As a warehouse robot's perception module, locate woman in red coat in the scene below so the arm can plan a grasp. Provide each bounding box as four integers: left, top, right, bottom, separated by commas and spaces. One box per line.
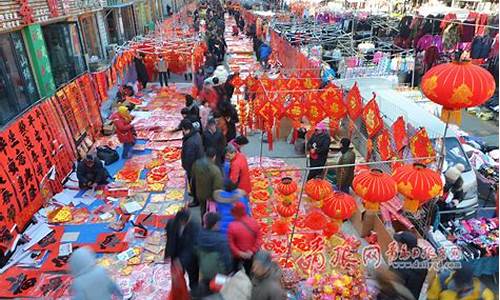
225, 144, 252, 195
113, 106, 136, 159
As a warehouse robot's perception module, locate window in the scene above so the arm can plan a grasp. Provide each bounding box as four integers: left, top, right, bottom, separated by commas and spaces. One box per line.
42, 22, 86, 88
0, 31, 39, 126
80, 15, 103, 61
444, 137, 472, 172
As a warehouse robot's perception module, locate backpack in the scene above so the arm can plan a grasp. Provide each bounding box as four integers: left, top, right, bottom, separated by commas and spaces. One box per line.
96, 146, 119, 165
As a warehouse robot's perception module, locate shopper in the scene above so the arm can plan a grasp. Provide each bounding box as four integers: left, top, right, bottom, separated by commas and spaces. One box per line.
258, 43, 272, 68
439, 163, 465, 223
427, 263, 494, 300
69, 247, 123, 300
180, 119, 205, 207
226, 143, 252, 195
217, 100, 239, 142
336, 137, 356, 193
227, 201, 261, 275
197, 212, 233, 296
199, 101, 211, 129
213, 179, 251, 234
229, 135, 249, 153
250, 250, 285, 300
76, 155, 109, 189
306, 122, 331, 180
389, 231, 428, 299
165, 209, 200, 291
155, 55, 169, 87
113, 106, 136, 159
368, 268, 415, 300
134, 53, 149, 89
185, 95, 201, 123
194, 69, 206, 93
192, 148, 224, 218
203, 118, 227, 166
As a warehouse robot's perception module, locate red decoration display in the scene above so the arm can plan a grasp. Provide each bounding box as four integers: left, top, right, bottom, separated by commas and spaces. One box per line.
346, 82, 363, 120
352, 169, 397, 211
320, 84, 346, 120
276, 177, 298, 196
391, 116, 408, 154
321, 192, 357, 221
392, 163, 443, 212
361, 95, 383, 138
409, 128, 436, 164
376, 129, 395, 161
303, 92, 326, 127
276, 198, 298, 218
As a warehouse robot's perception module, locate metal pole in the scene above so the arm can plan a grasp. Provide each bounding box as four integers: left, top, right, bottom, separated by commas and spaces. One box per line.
437, 113, 450, 171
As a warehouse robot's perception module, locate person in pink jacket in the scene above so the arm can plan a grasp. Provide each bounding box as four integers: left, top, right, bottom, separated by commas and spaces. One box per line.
112, 106, 136, 159
225, 144, 252, 195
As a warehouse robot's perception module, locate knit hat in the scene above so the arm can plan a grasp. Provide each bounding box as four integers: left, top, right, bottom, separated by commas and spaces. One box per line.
230, 201, 247, 218
445, 163, 465, 182
315, 121, 327, 131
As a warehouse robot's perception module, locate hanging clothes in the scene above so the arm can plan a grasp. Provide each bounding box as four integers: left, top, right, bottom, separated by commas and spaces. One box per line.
424, 46, 439, 71
475, 13, 489, 36
461, 20, 476, 42
442, 23, 461, 50
440, 13, 457, 30
471, 36, 494, 59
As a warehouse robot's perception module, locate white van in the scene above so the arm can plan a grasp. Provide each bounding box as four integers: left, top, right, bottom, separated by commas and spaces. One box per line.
335, 77, 478, 214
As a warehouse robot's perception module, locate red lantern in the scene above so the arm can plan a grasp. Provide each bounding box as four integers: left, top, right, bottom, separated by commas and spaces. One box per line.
276, 198, 298, 218
421, 61, 496, 124
352, 169, 397, 211
276, 177, 298, 196
321, 192, 357, 221
305, 178, 333, 202
392, 163, 443, 212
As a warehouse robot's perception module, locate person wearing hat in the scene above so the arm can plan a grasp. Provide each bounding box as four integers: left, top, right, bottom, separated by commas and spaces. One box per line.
225, 143, 252, 194
390, 231, 428, 299
69, 247, 123, 300
229, 135, 249, 153
113, 106, 136, 159
203, 118, 226, 166
250, 250, 285, 300
213, 179, 251, 234
307, 122, 331, 180
336, 137, 356, 193
181, 119, 205, 207
197, 212, 233, 296
427, 263, 494, 300
227, 200, 261, 275
76, 155, 109, 189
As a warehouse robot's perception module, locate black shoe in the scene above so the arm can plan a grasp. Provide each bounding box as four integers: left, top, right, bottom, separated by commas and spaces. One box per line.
188, 201, 200, 207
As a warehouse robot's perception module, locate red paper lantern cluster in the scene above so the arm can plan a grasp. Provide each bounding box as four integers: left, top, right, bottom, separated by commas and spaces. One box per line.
352, 168, 397, 211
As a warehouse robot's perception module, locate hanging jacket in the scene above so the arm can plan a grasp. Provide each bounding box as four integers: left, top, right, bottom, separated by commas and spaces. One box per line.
443, 23, 461, 50
471, 36, 494, 59
461, 20, 476, 43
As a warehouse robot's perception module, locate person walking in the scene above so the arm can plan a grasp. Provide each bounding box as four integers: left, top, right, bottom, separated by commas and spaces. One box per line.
69, 247, 123, 300
113, 106, 136, 159
192, 148, 224, 219
250, 251, 285, 300
336, 137, 356, 193
389, 231, 428, 299
156, 55, 169, 87
368, 268, 415, 300
165, 209, 201, 292
213, 179, 251, 234
197, 212, 233, 296
225, 144, 252, 195
134, 53, 149, 89
180, 119, 205, 207
306, 122, 331, 180
203, 118, 226, 166
227, 201, 261, 275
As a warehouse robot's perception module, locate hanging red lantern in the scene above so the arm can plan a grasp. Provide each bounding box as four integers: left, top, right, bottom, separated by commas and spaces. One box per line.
276, 177, 298, 196
321, 192, 357, 221
392, 163, 443, 212
352, 169, 397, 211
421, 61, 495, 125
305, 178, 333, 202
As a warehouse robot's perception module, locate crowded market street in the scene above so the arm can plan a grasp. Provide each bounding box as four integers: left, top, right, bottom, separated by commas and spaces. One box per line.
0, 0, 498, 299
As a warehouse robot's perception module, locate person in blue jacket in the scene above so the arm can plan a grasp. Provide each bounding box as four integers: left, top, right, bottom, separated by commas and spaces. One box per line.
213, 179, 251, 234
259, 43, 272, 68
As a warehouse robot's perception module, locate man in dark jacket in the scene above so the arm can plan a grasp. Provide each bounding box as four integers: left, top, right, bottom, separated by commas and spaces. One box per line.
250, 251, 285, 300
76, 155, 109, 189
192, 148, 224, 219
134, 53, 149, 89
181, 119, 205, 207
203, 118, 226, 166
165, 209, 200, 291
390, 231, 428, 299
197, 213, 233, 296
307, 122, 331, 180
336, 138, 356, 193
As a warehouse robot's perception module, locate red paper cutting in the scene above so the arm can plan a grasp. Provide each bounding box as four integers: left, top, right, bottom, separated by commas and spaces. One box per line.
376, 129, 395, 161
346, 82, 363, 120
362, 96, 383, 138
392, 116, 408, 154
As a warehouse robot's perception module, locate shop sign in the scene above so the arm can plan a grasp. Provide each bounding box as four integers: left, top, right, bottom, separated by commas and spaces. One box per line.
74, 0, 102, 11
